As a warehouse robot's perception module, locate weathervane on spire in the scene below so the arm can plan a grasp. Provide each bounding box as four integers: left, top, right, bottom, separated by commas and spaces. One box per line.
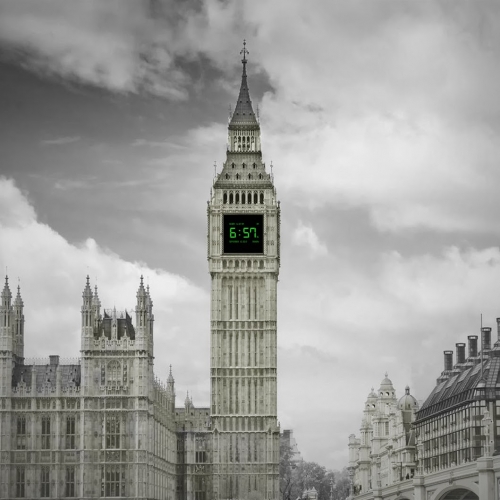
240, 39, 249, 67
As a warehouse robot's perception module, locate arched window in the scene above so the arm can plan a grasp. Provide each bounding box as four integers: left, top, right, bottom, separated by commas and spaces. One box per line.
107, 361, 121, 385
248, 174, 252, 180
229, 193, 233, 204
252, 163, 256, 169
235, 192, 239, 203
260, 193, 264, 204
225, 174, 230, 179
254, 193, 258, 204
258, 173, 262, 179
242, 193, 246, 204
242, 163, 246, 168
231, 163, 235, 169
236, 173, 240, 180
223, 193, 227, 204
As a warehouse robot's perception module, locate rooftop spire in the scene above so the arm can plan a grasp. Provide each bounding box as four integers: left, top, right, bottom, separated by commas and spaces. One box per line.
14, 283, 23, 308
241, 39, 249, 75
229, 40, 258, 128
82, 275, 92, 299
2, 275, 12, 301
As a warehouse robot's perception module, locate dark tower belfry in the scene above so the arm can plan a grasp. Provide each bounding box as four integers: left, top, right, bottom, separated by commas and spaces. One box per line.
208, 42, 280, 500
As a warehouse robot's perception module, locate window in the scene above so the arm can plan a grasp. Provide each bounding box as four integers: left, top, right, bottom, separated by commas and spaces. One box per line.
66, 416, 76, 449
41, 467, 50, 497
41, 416, 51, 449
195, 476, 206, 500
65, 466, 75, 497
102, 466, 125, 497
16, 467, 25, 498
16, 417, 26, 450
107, 361, 121, 386
196, 451, 207, 463
106, 416, 120, 449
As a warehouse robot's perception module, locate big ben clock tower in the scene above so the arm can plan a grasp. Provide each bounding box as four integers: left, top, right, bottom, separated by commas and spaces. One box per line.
207, 42, 280, 500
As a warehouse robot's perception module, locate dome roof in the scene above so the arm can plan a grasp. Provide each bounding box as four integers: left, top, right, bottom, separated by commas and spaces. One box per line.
377, 372, 396, 397
364, 387, 378, 410
397, 386, 419, 411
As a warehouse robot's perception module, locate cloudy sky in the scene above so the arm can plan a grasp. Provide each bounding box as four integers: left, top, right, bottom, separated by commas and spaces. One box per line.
1, 0, 500, 470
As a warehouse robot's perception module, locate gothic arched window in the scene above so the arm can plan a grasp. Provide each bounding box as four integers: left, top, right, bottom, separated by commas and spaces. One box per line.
107, 361, 121, 385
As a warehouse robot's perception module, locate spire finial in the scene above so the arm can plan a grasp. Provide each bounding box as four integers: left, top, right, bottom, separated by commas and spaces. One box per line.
385, 371, 388, 378
240, 40, 249, 78
240, 39, 249, 65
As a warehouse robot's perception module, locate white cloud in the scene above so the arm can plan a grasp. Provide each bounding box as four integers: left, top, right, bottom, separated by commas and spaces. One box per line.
278, 243, 500, 465
0, 0, 191, 99
292, 221, 328, 258
0, 177, 210, 400
40, 136, 81, 145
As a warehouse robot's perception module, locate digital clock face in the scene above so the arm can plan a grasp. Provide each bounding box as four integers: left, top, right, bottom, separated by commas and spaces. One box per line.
223, 214, 263, 254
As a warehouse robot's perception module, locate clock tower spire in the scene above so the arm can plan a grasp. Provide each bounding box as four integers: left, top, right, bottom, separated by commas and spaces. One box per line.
208, 42, 280, 500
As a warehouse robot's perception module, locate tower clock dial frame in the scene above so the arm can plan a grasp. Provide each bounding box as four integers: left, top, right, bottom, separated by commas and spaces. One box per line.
222, 213, 264, 254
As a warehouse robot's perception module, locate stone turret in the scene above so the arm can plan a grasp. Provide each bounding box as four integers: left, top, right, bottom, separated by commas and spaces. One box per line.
81, 276, 95, 351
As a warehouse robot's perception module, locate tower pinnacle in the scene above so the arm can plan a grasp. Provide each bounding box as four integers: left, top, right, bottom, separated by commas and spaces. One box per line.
240, 39, 249, 74
229, 40, 258, 128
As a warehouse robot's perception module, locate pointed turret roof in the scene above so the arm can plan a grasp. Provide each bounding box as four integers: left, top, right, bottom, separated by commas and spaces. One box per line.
229, 40, 259, 128
167, 365, 174, 384
14, 284, 23, 308
82, 275, 92, 298
93, 285, 100, 305
137, 275, 146, 296
1, 275, 11, 300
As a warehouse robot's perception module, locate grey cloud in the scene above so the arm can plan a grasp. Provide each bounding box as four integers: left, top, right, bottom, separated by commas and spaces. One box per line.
40, 135, 80, 145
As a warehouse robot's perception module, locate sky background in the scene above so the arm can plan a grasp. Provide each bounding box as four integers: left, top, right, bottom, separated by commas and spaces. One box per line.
1, 0, 500, 471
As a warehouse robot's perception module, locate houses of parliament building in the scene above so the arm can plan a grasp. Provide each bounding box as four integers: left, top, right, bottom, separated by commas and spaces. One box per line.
0, 45, 281, 500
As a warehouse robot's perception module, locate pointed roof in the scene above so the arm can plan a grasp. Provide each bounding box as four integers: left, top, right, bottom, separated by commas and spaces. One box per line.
137, 275, 147, 298
92, 285, 100, 305
1, 275, 12, 300
14, 284, 23, 308
229, 40, 259, 128
82, 275, 92, 298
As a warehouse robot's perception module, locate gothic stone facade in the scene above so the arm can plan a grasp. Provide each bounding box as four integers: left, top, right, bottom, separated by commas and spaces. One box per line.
0, 49, 279, 500
206, 46, 280, 500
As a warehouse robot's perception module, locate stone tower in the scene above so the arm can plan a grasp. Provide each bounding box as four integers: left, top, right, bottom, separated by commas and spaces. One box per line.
0, 276, 24, 398
207, 42, 280, 500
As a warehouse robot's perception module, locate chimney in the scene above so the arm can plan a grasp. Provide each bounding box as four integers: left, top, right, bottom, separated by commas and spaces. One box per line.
456, 343, 466, 364
482, 327, 492, 352
468, 335, 478, 358
496, 318, 500, 342
49, 355, 60, 366
443, 350, 453, 371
